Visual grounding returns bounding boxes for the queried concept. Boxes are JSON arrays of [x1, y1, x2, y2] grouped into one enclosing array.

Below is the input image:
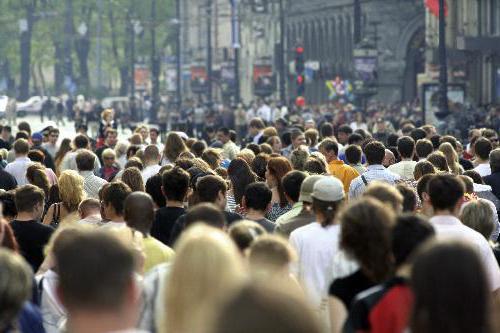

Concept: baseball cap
[[298, 175, 324, 203], [312, 177, 345, 202], [32, 132, 43, 142]]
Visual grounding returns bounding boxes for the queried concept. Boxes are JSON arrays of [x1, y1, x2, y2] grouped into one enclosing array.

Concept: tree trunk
[[19, 3, 35, 100], [75, 6, 92, 95], [63, 0, 74, 86], [38, 61, 46, 96], [108, 3, 129, 95], [54, 40, 64, 95], [31, 63, 39, 95]]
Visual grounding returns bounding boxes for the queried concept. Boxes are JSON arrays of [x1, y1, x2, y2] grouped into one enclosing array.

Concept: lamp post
[[230, 0, 241, 104], [206, 0, 213, 106], [175, 0, 182, 109], [438, 0, 449, 116], [278, 0, 286, 104]]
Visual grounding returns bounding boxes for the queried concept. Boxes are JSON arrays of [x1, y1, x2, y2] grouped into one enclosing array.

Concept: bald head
[[124, 192, 155, 236]]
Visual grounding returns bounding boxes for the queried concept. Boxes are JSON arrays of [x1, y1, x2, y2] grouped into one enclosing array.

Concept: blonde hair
[[58, 170, 85, 212], [460, 199, 495, 240], [263, 127, 278, 138], [114, 141, 129, 158], [162, 224, 244, 333], [439, 142, 463, 175], [363, 181, 404, 212], [249, 234, 296, 275], [102, 148, 116, 159], [101, 108, 114, 121], [237, 149, 256, 165], [121, 167, 145, 192]]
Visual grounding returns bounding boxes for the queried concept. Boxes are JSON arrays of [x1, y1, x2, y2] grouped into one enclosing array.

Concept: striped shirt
[[348, 165, 401, 199]]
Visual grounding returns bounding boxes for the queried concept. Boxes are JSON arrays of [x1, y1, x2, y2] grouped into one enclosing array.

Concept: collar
[[292, 201, 303, 209], [429, 215, 462, 226], [79, 170, 94, 177], [15, 156, 30, 162], [329, 160, 344, 165], [367, 164, 386, 170]]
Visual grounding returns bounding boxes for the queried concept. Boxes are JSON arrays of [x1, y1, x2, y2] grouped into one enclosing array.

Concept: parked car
[[16, 96, 61, 114]]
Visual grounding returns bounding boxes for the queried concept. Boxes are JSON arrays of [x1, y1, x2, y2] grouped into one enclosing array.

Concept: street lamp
[[438, 0, 449, 117], [230, 0, 241, 104]]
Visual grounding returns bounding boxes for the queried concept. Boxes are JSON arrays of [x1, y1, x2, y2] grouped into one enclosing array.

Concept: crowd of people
[[0, 103, 500, 333]]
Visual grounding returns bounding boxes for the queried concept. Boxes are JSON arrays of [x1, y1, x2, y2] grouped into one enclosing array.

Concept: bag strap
[[361, 175, 369, 186]]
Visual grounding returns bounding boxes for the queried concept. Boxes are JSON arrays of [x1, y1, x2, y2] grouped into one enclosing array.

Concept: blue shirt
[[348, 165, 401, 199]]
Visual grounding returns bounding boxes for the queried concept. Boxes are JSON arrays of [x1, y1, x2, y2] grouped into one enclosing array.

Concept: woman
[[413, 160, 436, 181], [267, 136, 282, 155], [121, 167, 146, 192], [115, 141, 130, 169], [26, 163, 51, 214], [439, 142, 463, 175], [99, 148, 120, 182], [350, 112, 368, 132], [160, 225, 245, 333], [411, 240, 493, 333], [427, 152, 450, 173], [98, 108, 117, 148], [161, 132, 188, 166], [54, 138, 72, 176], [251, 153, 270, 181], [28, 150, 57, 185], [43, 170, 85, 227], [227, 158, 258, 212], [329, 198, 395, 333], [265, 157, 292, 221]]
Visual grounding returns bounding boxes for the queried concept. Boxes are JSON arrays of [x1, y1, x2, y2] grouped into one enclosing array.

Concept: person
[[42, 128, 60, 159], [226, 158, 258, 212], [153, 225, 245, 333], [96, 128, 119, 164], [427, 174, 500, 291], [53, 229, 142, 333], [410, 240, 493, 333], [427, 151, 450, 173], [275, 175, 322, 236], [0, 191, 17, 223], [10, 184, 54, 271], [318, 139, 359, 192], [217, 127, 240, 160], [387, 136, 417, 179], [43, 170, 85, 227], [382, 149, 396, 168], [413, 160, 436, 181], [265, 157, 293, 221], [31, 132, 56, 171], [484, 148, 500, 200], [137, 145, 160, 182], [0, 248, 45, 333], [0, 165, 17, 191], [349, 141, 400, 199], [98, 148, 120, 182], [275, 171, 307, 226], [26, 163, 51, 203], [76, 198, 103, 226], [473, 137, 493, 177], [289, 176, 345, 328], [329, 198, 395, 333], [228, 220, 267, 253], [344, 144, 366, 175], [415, 139, 433, 161], [124, 192, 174, 273], [60, 134, 101, 174], [161, 132, 188, 165], [76, 149, 108, 199], [282, 129, 306, 158], [396, 183, 418, 212], [438, 142, 463, 175], [146, 173, 166, 209], [0, 125, 13, 150], [345, 214, 435, 333], [121, 167, 146, 192], [241, 182, 276, 232], [54, 138, 72, 176], [151, 167, 189, 246], [149, 127, 164, 152], [363, 181, 404, 212], [5, 138, 32, 186], [28, 149, 58, 185], [100, 181, 132, 229], [248, 118, 266, 145], [290, 148, 310, 171]]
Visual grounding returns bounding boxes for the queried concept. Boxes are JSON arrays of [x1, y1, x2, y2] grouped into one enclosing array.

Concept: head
[[101, 182, 132, 221], [438, 142, 460, 174], [124, 192, 155, 237], [413, 160, 437, 180], [121, 167, 145, 192], [59, 170, 85, 212], [427, 152, 449, 173], [13, 139, 29, 157], [48, 128, 60, 145], [243, 182, 272, 214], [228, 158, 258, 205], [217, 127, 232, 144], [251, 154, 270, 180], [76, 149, 96, 172], [397, 136, 415, 159], [290, 129, 306, 149], [396, 184, 418, 212], [78, 198, 101, 220], [363, 181, 404, 212], [73, 134, 90, 150], [228, 220, 267, 253], [427, 175, 465, 214], [290, 149, 310, 171], [0, 192, 17, 222], [311, 177, 344, 226], [266, 157, 292, 206], [14, 185, 45, 220], [363, 141, 386, 165], [149, 128, 160, 143], [337, 125, 353, 144], [410, 240, 491, 333], [184, 203, 226, 229], [267, 136, 282, 154], [248, 234, 296, 277], [415, 139, 433, 160], [382, 149, 396, 167], [249, 118, 265, 136], [460, 199, 495, 240], [104, 129, 118, 148], [282, 171, 307, 205], [145, 174, 165, 209], [196, 175, 228, 209], [102, 148, 117, 168], [164, 132, 187, 162], [27, 149, 45, 164], [26, 163, 50, 198], [318, 138, 339, 163], [490, 148, 500, 173], [344, 144, 362, 166], [339, 198, 395, 282], [474, 137, 492, 161], [191, 140, 207, 157]]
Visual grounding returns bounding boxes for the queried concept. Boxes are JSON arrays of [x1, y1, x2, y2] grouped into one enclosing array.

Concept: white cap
[[312, 177, 345, 202]]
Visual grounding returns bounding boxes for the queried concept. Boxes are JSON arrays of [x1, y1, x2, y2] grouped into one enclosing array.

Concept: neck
[[166, 200, 184, 208], [245, 209, 265, 220], [15, 212, 37, 222], [107, 214, 124, 223], [433, 208, 457, 217], [15, 154, 27, 159], [145, 160, 159, 167], [475, 158, 488, 164], [66, 309, 135, 333], [401, 157, 413, 161]]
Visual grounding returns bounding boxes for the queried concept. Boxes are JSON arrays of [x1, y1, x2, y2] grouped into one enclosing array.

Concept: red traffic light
[[296, 46, 304, 54]]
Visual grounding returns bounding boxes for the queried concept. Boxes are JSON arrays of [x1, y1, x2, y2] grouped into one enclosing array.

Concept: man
[[349, 141, 400, 199], [100, 182, 132, 229], [10, 185, 54, 271], [77, 198, 103, 226], [275, 175, 322, 236], [31, 132, 56, 171], [256, 99, 272, 123], [169, 175, 242, 244], [42, 128, 60, 159], [248, 118, 265, 144], [96, 129, 118, 165], [60, 134, 101, 174], [76, 149, 108, 199], [282, 129, 306, 158], [217, 127, 240, 161], [0, 167, 17, 191], [0, 125, 13, 150], [344, 145, 366, 175], [319, 138, 359, 193], [124, 192, 174, 273], [427, 174, 500, 291], [141, 145, 161, 183], [473, 137, 493, 177], [484, 148, 500, 200], [388, 136, 417, 179], [275, 171, 307, 227], [53, 229, 142, 333], [5, 139, 32, 186], [337, 124, 352, 146], [372, 118, 391, 146], [149, 127, 164, 151], [242, 182, 276, 232], [151, 167, 189, 246], [415, 138, 433, 161]]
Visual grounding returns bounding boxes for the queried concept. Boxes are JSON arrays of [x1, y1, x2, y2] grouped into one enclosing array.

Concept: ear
[[241, 196, 247, 209], [265, 202, 272, 213], [161, 186, 166, 198], [422, 192, 430, 203]]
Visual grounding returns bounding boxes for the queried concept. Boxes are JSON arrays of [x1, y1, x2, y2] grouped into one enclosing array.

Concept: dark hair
[[413, 160, 436, 180], [415, 139, 433, 159], [102, 182, 132, 216], [76, 150, 95, 171], [312, 198, 342, 227], [124, 192, 155, 236], [14, 185, 45, 213], [27, 150, 45, 163], [339, 198, 394, 282], [54, 229, 135, 310], [17, 121, 31, 136], [26, 163, 50, 198], [15, 131, 29, 141], [244, 182, 272, 212], [0, 192, 17, 219], [162, 167, 190, 202], [267, 157, 292, 208], [196, 175, 227, 203], [245, 143, 261, 156], [217, 127, 231, 136], [474, 137, 492, 160], [338, 124, 353, 135], [13, 139, 29, 155], [410, 240, 491, 333], [387, 133, 400, 148], [282, 171, 307, 203], [126, 145, 141, 160], [73, 134, 89, 149], [427, 152, 449, 172], [428, 175, 464, 211], [320, 123, 334, 138], [124, 157, 143, 171], [410, 128, 427, 141], [228, 221, 267, 252], [347, 133, 363, 145], [318, 138, 339, 156], [201, 148, 222, 170], [396, 184, 418, 212], [184, 202, 226, 229], [397, 136, 415, 159], [430, 135, 441, 150], [439, 135, 458, 150], [363, 141, 386, 165], [251, 154, 270, 181], [146, 174, 166, 207], [416, 174, 434, 201], [249, 118, 265, 130], [191, 140, 207, 157], [345, 145, 362, 165], [392, 214, 435, 266], [462, 170, 483, 185], [228, 158, 258, 205], [489, 149, 500, 173], [304, 158, 326, 175]]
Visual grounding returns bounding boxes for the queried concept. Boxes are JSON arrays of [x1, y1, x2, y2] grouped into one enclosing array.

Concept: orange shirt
[[328, 160, 360, 194]]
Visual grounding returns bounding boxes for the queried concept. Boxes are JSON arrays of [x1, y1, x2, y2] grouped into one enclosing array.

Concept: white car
[[17, 96, 61, 113]]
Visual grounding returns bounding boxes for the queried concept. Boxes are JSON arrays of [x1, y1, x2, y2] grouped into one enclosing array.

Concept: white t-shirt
[[429, 215, 500, 291], [142, 164, 161, 183], [474, 163, 492, 177]]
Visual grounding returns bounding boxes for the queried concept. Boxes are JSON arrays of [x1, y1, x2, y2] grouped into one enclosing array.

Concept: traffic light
[[295, 45, 305, 98]]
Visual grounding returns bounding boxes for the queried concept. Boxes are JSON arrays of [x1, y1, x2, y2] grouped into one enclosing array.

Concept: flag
[[425, 0, 448, 18]]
